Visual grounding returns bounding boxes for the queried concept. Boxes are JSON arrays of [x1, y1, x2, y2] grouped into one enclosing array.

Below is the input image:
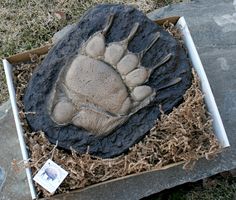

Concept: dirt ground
[[1, 0, 236, 199]]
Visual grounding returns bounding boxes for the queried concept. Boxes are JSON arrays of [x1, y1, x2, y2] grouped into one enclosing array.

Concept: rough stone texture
[[0, 101, 31, 200], [0, 167, 6, 191], [24, 4, 192, 158], [0, 100, 11, 121]]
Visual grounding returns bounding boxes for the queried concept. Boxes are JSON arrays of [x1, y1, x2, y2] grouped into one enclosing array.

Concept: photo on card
[[33, 159, 68, 193]]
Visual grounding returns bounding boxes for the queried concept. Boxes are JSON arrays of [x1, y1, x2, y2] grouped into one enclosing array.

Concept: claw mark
[[102, 14, 115, 35], [140, 32, 160, 58], [125, 22, 140, 43], [157, 77, 182, 91], [149, 53, 172, 74]]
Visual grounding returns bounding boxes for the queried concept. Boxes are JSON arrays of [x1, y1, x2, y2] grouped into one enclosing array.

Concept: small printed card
[[33, 159, 68, 193]]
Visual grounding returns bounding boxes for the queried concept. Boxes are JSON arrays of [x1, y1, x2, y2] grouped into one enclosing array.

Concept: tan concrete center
[[65, 55, 130, 115]]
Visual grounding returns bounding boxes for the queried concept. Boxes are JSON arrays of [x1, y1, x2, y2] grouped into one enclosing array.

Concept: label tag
[[33, 159, 68, 193]]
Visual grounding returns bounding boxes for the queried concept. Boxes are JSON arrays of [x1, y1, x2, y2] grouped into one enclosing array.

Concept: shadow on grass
[[142, 172, 236, 200]]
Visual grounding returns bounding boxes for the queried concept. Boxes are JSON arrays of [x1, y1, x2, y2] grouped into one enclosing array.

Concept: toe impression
[[132, 86, 153, 101], [117, 54, 139, 75], [85, 34, 105, 58], [125, 68, 148, 87], [52, 101, 74, 124], [104, 44, 125, 66]]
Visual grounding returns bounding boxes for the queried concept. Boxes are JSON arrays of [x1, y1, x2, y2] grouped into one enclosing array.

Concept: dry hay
[[12, 23, 220, 198]]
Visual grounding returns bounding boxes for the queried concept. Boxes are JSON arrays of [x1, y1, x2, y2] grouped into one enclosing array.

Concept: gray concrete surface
[[0, 101, 31, 200], [0, 167, 6, 191], [1, 0, 236, 199]]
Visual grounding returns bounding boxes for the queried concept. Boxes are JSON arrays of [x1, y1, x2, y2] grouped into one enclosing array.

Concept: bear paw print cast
[[49, 15, 181, 136]]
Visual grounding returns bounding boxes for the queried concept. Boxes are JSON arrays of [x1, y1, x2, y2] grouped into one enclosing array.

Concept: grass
[[0, 0, 182, 104], [185, 175, 236, 200], [143, 173, 236, 200]]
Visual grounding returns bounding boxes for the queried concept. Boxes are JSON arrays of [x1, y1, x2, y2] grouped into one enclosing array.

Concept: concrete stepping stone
[[1, 0, 236, 199]]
